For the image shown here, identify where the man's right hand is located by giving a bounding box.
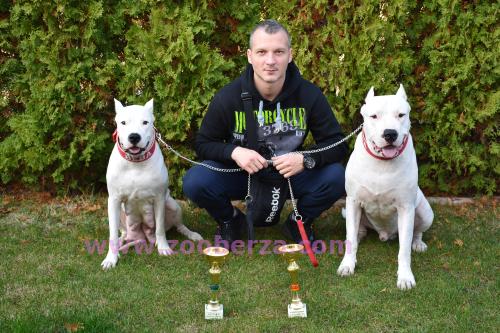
[231,146,268,174]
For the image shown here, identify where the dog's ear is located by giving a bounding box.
[114,99,124,112]
[396,84,407,101]
[144,99,154,112]
[365,87,375,103]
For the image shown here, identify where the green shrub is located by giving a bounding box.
[0,1,497,196]
[0,1,256,195]
[265,0,498,195]
[407,1,499,195]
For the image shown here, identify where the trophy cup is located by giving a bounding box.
[278,244,307,318]
[203,246,230,319]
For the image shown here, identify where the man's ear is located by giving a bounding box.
[288,48,293,63]
[247,49,252,64]
[114,99,124,113]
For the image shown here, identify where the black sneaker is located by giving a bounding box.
[216,208,245,243]
[282,212,316,244]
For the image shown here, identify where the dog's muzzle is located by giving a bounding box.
[113,129,157,163]
[125,145,147,155]
[363,130,409,160]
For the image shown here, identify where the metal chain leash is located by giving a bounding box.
[243,164,326,222]
[245,174,252,203]
[155,123,363,173]
[155,129,242,173]
[155,123,363,229]
[292,123,363,155]
[287,178,302,222]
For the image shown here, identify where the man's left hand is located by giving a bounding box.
[272,153,304,178]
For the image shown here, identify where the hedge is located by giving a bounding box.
[0,1,498,196]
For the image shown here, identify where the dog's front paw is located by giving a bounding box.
[412,239,428,252]
[337,257,356,276]
[101,252,119,270]
[156,237,174,256]
[397,269,416,290]
[158,247,174,256]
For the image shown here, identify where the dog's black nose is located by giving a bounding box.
[383,129,398,143]
[128,133,141,145]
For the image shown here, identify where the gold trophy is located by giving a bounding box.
[203,246,230,319]
[278,244,307,318]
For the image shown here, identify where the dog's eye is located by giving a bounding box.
[398,113,405,118]
[120,121,126,125]
[370,115,377,119]
[143,121,149,125]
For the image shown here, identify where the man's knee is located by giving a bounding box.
[182,166,209,201]
[322,163,345,188]
[329,163,345,188]
[317,163,345,202]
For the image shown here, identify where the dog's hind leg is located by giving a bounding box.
[165,196,203,241]
[164,196,182,228]
[412,188,433,252]
[119,209,128,243]
[176,224,203,241]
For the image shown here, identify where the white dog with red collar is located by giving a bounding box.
[101,99,202,269]
[337,85,434,289]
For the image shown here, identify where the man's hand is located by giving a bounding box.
[231,146,268,174]
[272,153,304,178]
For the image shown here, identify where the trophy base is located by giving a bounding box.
[288,303,307,318]
[205,304,223,319]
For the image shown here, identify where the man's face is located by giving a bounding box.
[247,28,292,86]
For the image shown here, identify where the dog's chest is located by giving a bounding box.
[357,186,398,219]
[107,149,169,206]
[123,194,155,216]
[357,190,398,232]
[108,148,167,184]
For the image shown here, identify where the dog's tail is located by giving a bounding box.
[341,207,346,219]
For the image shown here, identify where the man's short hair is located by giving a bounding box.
[249,19,291,49]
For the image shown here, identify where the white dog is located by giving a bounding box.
[101,99,202,270]
[337,85,433,289]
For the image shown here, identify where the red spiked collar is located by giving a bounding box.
[362,130,408,160]
[112,129,156,162]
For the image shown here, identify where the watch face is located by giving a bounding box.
[304,155,315,169]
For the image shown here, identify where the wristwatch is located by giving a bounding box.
[303,154,316,170]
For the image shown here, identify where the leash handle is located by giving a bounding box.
[288,179,318,267]
[296,218,319,267]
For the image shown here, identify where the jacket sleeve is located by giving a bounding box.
[306,91,348,168]
[194,93,238,164]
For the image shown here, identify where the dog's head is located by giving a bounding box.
[360,84,411,159]
[114,99,155,155]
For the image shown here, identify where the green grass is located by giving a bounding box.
[0,193,498,332]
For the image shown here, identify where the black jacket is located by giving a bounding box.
[195,61,348,168]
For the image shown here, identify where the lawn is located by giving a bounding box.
[0,192,498,332]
